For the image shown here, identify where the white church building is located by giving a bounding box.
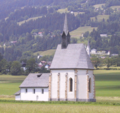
[15,14,96,102]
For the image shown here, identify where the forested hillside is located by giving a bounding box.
[0,0,120,61]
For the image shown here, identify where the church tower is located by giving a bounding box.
[50,14,96,102]
[61,13,71,49]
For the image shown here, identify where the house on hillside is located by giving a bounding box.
[38,32,43,37]
[15,14,96,102]
[11,41,17,44]
[37,61,51,70]
[91,49,97,54]
[21,61,27,71]
[100,34,108,38]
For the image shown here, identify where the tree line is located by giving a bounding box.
[87,12,120,54]
[0,13,79,42]
[91,55,120,69]
[0,54,49,75]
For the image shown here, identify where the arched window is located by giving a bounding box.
[69,78,73,92]
[89,78,91,93]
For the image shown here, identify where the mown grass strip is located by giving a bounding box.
[0,100,120,106]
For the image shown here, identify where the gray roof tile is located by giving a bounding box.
[14,90,20,95]
[20,73,50,88]
[50,44,94,69]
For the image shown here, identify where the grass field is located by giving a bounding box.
[91,15,109,22]
[57,8,69,13]
[0,102,120,113]
[70,26,97,38]
[0,70,120,112]
[0,75,26,96]
[17,16,42,26]
[94,70,120,97]
[34,49,55,56]
[0,70,120,97]
[93,4,105,9]
[74,12,85,16]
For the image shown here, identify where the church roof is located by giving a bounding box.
[20,73,50,88]
[14,90,20,95]
[50,44,94,70]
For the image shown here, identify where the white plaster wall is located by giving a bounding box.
[51,69,95,100]
[59,72,65,99]
[51,70,58,99]
[67,70,75,99]
[88,70,94,99]
[15,95,21,100]
[77,70,94,99]
[77,74,87,99]
[20,88,48,101]
[51,70,75,99]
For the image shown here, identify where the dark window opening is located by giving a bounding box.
[33,89,35,94]
[89,78,91,93]
[69,78,73,92]
[26,89,27,93]
[42,89,44,94]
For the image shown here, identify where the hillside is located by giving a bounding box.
[0,0,120,61]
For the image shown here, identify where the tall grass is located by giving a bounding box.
[0,103,120,113]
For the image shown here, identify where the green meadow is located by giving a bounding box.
[70,26,97,38]
[93,4,105,9]
[17,16,42,26]
[0,70,120,98]
[0,70,120,113]
[57,8,69,13]
[91,15,109,22]
[94,70,120,97]
[34,49,55,56]
[110,6,120,10]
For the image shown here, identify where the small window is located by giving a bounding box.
[69,78,73,92]
[89,78,91,93]
[33,89,35,94]
[26,89,27,93]
[42,89,44,94]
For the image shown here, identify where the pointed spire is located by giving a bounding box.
[63,13,69,36]
[61,13,71,49]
